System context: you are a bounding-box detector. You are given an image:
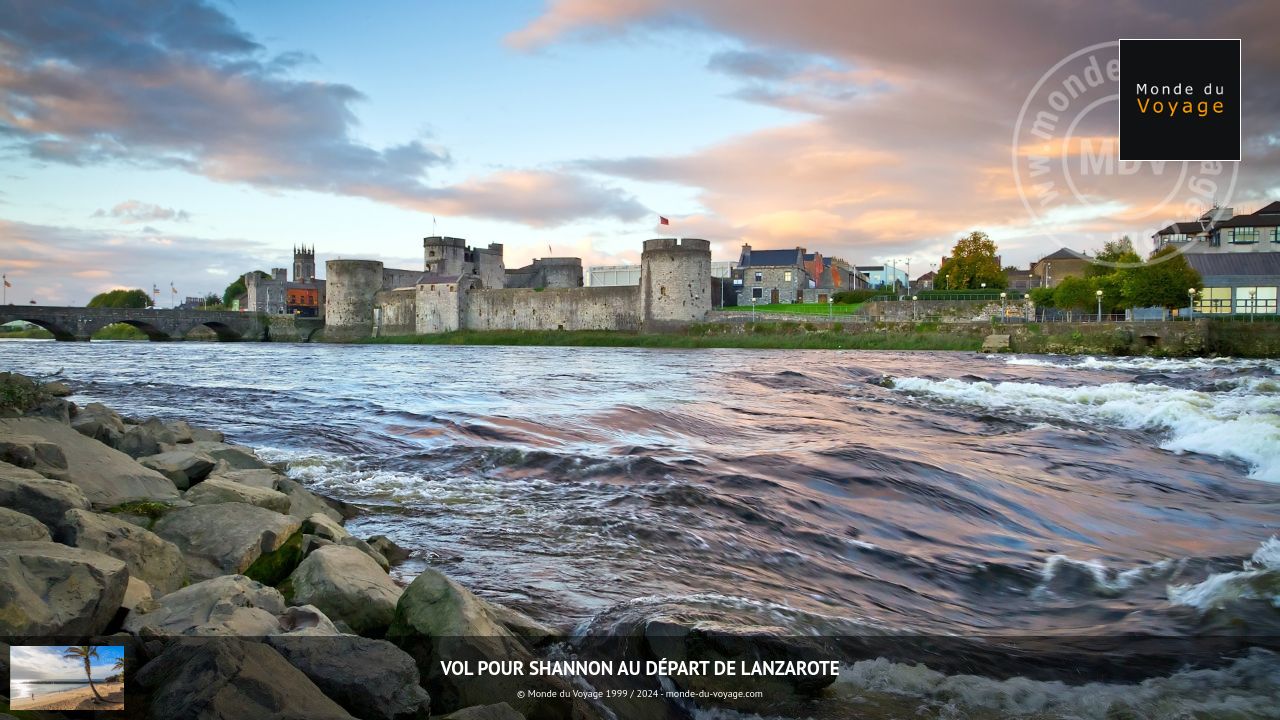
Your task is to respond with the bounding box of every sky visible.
[9,645,125,681]
[2,0,1279,305]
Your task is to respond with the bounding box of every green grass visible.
[93,323,150,340]
[360,326,981,351]
[0,322,54,339]
[716,302,865,315]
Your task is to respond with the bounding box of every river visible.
[4,340,1279,717]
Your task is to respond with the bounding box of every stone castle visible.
[244,245,326,317]
[324,236,711,339]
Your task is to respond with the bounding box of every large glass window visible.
[1230,227,1260,244]
[1235,286,1278,314]
[1195,287,1232,314]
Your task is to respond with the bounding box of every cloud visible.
[517,0,1280,265]
[0,218,281,305]
[0,0,642,227]
[92,200,191,224]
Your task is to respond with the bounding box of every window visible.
[1269,227,1279,243]
[754,271,763,282]
[1235,286,1277,314]
[1195,287,1232,314]
[1230,227,1259,244]
[751,287,763,299]
[783,270,793,282]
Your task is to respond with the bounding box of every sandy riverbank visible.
[9,681,125,711]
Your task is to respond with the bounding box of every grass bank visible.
[360,323,982,351]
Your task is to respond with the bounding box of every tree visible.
[223,271,269,307]
[936,231,1006,289]
[87,289,152,308]
[1123,245,1202,311]
[1029,286,1056,308]
[1052,275,1096,314]
[1085,236,1142,278]
[62,646,105,703]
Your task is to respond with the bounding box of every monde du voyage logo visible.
[1120,39,1241,161]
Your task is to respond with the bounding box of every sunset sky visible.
[3,1,1279,304]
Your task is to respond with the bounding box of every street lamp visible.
[828,294,834,321]
[751,296,757,322]
[1000,291,1007,322]
[1249,289,1257,323]
[1187,288,1197,320]
[1028,299,1036,322]
[912,295,918,320]
[1095,288,1104,323]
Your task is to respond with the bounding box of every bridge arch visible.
[84,319,171,341]
[183,320,243,341]
[0,316,76,341]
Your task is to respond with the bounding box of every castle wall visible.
[506,258,583,289]
[415,280,464,334]
[382,267,422,291]
[373,288,416,336]
[462,286,641,332]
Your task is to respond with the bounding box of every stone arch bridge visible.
[0,306,323,342]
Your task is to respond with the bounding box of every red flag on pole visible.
[659,216,670,226]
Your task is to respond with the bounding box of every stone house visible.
[734,245,808,305]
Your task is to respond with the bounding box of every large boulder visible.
[277,478,343,522]
[386,569,578,720]
[268,634,431,720]
[0,507,51,542]
[123,574,286,637]
[71,402,126,446]
[139,450,215,489]
[116,425,161,458]
[61,508,186,594]
[187,440,270,471]
[211,468,282,490]
[0,417,179,507]
[0,541,128,636]
[184,476,290,513]
[136,637,357,720]
[190,425,225,443]
[284,545,401,636]
[339,536,390,571]
[302,512,350,542]
[368,535,412,566]
[0,461,91,531]
[153,502,302,583]
[0,433,69,479]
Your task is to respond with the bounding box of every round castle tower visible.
[324,259,384,341]
[640,238,712,327]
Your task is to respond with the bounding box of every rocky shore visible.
[0,371,840,720]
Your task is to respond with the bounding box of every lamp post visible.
[1249,289,1257,323]
[912,295,918,320]
[1187,288,1197,320]
[1000,291,1007,322]
[905,258,912,298]
[751,296,757,322]
[1096,288,1103,323]
[1028,299,1035,322]
[828,294,834,321]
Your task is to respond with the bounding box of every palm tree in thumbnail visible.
[61,646,105,703]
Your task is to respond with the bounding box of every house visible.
[734,245,808,304]
[1003,268,1038,290]
[1152,206,1234,249]
[914,270,936,290]
[1208,202,1280,252]
[1028,248,1089,288]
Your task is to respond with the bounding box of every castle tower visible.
[639,238,712,328]
[423,236,469,276]
[294,244,316,282]
[324,259,383,341]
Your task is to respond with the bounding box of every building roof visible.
[1035,247,1088,262]
[1156,221,1212,235]
[1217,212,1280,228]
[741,249,803,267]
[415,273,462,285]
[916,270,936,281]
[1257,201,1280,215]
[1185,252,1280,277]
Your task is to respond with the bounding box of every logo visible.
[1012,41,1239,269]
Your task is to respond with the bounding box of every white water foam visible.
[1167,537,1280,611]
[1005,355,1280,374]
[892,377,1280,482]
[1032,555,1179,599]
